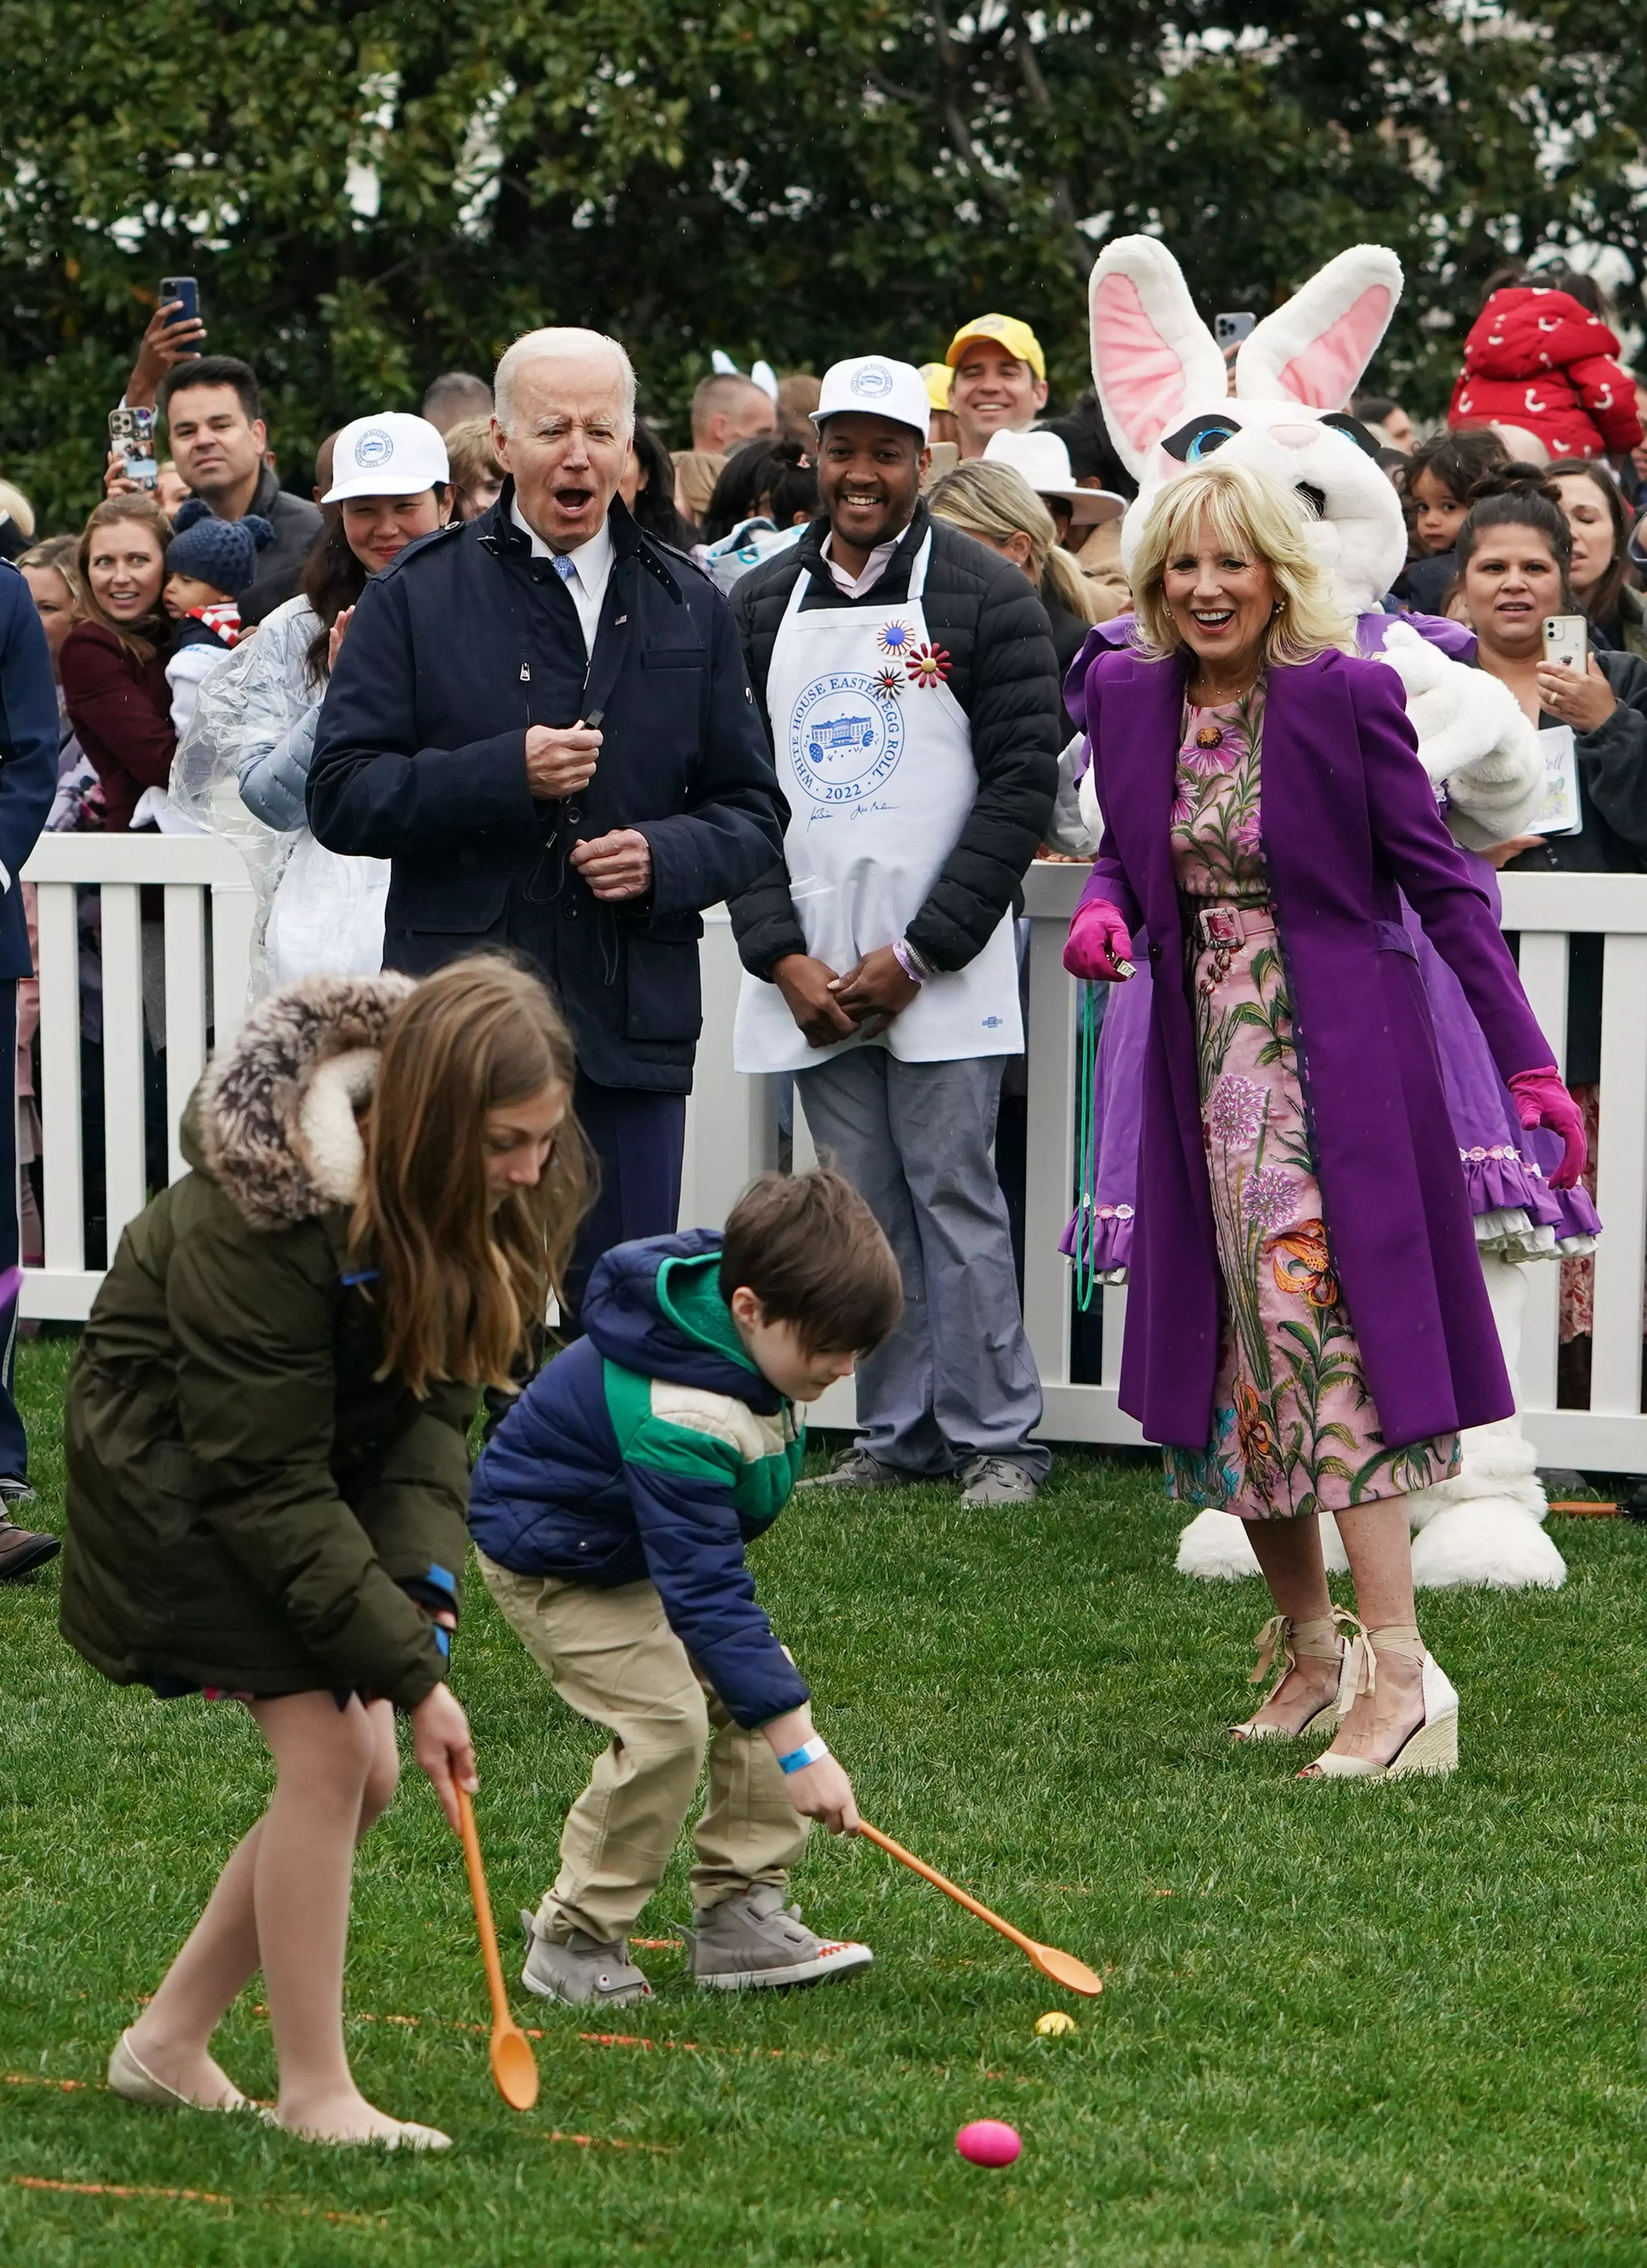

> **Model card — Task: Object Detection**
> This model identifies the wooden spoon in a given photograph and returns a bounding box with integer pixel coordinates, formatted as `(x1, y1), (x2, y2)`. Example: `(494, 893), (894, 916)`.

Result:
(456, 1787), (539, 2109)
(858, 1822), (1102, 1997)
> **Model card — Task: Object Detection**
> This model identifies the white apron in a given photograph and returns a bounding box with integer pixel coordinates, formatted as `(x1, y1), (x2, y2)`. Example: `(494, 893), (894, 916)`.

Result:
(733, 533), (1023, 1074)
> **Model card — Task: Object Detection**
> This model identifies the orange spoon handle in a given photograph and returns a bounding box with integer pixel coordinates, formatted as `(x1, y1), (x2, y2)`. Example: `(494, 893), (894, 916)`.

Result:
(857, 1821), (1038, 1957)
(456, 1786), (512, 2031)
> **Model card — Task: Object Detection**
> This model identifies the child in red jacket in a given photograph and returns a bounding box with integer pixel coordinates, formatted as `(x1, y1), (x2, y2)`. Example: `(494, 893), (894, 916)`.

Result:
(1450, 265), (1642, 461)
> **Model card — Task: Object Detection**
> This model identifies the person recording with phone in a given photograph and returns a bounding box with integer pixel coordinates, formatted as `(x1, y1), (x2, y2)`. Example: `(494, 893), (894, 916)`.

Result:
(108, 292), (322, 624)
(1456, 468), (1647, 1401)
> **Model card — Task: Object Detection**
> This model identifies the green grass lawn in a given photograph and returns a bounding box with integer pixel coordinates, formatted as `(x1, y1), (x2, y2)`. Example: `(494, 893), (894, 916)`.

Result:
(5, 1336), (1647, 2264)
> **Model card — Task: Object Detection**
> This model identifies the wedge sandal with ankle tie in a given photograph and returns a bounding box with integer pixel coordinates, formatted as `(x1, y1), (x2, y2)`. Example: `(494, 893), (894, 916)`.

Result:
(1228, 1612), (1346, 1742)
(1300, 1618), (1459, 1781)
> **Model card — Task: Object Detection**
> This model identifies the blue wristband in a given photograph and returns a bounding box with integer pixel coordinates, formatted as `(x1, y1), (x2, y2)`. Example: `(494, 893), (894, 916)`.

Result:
(778, 1736), (830, 1775)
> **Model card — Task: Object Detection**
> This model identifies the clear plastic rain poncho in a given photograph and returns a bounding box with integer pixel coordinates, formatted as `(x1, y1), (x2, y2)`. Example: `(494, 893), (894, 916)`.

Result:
(168, 596), (389, 998)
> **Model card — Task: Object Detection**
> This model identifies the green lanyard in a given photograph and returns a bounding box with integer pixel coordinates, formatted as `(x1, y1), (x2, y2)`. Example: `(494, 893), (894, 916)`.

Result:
(1069, 981), (1102, 1314)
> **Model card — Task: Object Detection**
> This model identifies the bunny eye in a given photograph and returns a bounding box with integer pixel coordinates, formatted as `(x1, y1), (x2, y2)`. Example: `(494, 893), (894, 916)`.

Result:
(1320, 412), (1382, 460)
(1162, 414), (1238, 464)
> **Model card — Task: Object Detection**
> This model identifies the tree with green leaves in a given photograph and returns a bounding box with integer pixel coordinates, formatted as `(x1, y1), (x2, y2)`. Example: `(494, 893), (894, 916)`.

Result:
(4, 1), (1641, 530)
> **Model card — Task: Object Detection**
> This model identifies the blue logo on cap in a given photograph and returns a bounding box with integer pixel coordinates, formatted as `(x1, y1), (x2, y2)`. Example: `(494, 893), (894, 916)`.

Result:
(354, 426), (394, 469)
(850, 364), (895, 400)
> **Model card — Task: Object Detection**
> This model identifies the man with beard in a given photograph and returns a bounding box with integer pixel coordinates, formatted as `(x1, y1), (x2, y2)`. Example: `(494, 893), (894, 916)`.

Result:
(728, 356), (1061, 1505)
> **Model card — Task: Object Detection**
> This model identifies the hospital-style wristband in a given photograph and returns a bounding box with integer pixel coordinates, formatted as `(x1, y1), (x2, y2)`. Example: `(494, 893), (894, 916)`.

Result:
(778, 1736), (831, 1775)
(892, 936), (934, 986)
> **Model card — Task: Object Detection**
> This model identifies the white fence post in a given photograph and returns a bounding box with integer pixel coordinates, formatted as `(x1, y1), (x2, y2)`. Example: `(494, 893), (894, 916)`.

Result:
(24, 843), (1646, 1473)
(21, 834), (255, 1321)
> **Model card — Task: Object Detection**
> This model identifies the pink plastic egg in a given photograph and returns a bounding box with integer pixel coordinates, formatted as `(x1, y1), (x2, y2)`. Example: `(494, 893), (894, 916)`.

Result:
(956, 2118), (1022, 2168)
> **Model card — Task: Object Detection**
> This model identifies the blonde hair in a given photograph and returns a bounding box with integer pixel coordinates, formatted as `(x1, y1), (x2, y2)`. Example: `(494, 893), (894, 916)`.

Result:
(18, 533), (82, 611)
(1129, 460), (1356, 667)
(443, 414), (503, 506)
(352, 958), (592, 1396)
(0, 479), (36, 539)
(927, 460), (1103, 624)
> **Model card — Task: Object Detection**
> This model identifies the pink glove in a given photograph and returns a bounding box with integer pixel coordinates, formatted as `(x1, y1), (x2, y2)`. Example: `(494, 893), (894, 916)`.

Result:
(1063, 900), (1136, 983)
(1508, 1066), (1587, 1190)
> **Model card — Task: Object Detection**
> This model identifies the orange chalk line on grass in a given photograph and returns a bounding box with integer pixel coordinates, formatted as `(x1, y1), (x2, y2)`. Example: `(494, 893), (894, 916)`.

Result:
(9, 2175), (384, 2227)
(543, 2130), (678, 2155)
(254, 2006), (794, 2061)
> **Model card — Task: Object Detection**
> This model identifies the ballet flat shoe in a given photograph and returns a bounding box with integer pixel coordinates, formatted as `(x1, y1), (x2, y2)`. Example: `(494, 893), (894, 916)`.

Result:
(107, 2030), (248, 2113)
(1305, 1654), (1460, 1781)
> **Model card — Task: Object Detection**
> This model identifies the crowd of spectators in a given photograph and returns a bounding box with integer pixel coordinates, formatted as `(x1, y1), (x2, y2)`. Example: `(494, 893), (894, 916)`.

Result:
(1, 254), (1646, 1548)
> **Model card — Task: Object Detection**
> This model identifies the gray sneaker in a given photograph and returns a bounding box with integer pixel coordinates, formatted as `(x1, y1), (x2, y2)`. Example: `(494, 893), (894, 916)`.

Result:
(959, 1456), (1041, 1507)
(686, 1883), (873, 1991)
(520, 1913), (653, 2008)
(796, 1450), (902, 1491)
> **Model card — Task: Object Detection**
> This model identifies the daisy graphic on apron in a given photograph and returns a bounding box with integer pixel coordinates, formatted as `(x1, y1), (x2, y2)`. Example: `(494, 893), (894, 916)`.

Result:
(734, 532), (1023, 1075)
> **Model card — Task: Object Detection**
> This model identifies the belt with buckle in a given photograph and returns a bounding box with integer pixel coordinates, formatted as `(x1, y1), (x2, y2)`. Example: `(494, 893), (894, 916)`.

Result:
(1194, 902), (1277, 949)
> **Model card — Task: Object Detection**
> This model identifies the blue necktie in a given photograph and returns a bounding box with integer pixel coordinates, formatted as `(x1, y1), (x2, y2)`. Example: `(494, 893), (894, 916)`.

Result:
(553, 554), (578, 586)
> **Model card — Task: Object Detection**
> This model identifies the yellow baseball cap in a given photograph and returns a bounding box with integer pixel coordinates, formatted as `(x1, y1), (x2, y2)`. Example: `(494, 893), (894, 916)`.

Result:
(945, 313), (1046, 383)
(917, 361), (954, 411)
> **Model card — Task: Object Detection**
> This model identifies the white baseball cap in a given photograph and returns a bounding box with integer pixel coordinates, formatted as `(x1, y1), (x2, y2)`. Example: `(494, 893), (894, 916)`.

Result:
(982, 430), (1125, 525)
(812, 356), (931, 443)
(323, 412), (451, 503)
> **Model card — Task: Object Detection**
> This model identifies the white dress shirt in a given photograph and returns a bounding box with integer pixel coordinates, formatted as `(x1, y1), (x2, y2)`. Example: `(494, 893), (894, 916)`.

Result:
(821, 530), (901, 600)
(512, 497), (615, 660)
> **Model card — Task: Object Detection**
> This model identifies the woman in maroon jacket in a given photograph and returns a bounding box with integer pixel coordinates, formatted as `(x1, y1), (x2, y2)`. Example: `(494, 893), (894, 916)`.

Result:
(59, 495), (175, 832)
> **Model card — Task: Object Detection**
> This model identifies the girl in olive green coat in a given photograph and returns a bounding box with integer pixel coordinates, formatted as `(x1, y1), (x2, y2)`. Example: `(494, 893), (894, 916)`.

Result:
(61, 958), (586, 2150)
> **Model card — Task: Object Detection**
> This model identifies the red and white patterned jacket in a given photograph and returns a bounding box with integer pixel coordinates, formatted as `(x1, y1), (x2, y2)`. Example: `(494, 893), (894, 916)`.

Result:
(1448, 286), (1642, 459)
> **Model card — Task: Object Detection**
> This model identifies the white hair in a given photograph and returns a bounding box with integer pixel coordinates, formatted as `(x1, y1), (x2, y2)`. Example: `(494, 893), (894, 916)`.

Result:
(493, 328), (637, 436)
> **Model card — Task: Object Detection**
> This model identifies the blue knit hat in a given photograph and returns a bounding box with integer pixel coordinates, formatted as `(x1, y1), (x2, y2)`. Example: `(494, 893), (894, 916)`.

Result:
(166, 498), (275, 599)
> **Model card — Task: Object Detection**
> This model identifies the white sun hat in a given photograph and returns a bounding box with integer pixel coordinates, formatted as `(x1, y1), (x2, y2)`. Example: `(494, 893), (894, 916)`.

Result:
(812, 356), (931, 443)
(323, 412), (451, 502)
(982, 429), (1125, 524)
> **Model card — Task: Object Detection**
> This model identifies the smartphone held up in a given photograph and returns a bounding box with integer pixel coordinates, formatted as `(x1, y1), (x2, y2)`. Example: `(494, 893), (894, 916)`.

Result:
(159, 276), (201, 331)
(108, 407), (158, 491)
(1542, 615), (1589, 675)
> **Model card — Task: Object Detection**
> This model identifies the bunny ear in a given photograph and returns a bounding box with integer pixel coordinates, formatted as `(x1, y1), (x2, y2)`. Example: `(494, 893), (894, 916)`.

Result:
(1236, 245), (1403, 409)
(1090, 236), (1229, 478)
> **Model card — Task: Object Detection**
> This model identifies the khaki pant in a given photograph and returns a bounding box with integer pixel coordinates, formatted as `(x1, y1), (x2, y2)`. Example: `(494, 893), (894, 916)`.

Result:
(478, 1554), (809, 1943)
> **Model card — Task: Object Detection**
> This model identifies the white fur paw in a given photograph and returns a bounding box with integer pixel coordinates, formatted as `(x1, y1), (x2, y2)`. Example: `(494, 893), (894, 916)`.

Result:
(1408, 1499), (1567, 1590)
(1175, 1509), (1260, 1580)
(1173, 1509), (1349, 1579)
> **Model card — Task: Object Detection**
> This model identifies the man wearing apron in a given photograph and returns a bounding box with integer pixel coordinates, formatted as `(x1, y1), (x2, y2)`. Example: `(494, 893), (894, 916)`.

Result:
(729, 357), (1061, 1505)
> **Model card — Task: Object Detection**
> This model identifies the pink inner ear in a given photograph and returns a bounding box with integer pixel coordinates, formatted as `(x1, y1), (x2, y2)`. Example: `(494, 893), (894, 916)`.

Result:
(1093, 272), (1190, 456)
(1278, 286), (1394, 409)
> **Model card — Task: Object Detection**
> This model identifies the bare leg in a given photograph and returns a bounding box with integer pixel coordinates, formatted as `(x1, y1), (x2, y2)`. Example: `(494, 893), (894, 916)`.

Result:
(1303, 1497), (1425, 1773)
(252, 1693), (409, 2140)
(124, 1820), (264, 2106)
(1237, 1517), (1340, 1732)
(125, 1699), (401, 2109)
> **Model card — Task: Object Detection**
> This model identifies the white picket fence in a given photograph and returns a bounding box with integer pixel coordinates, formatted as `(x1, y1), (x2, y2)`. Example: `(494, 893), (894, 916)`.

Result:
(22, 838), (1647, 1469)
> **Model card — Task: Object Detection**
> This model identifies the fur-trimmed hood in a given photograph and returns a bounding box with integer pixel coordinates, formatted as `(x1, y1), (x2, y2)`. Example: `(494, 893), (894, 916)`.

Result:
(196, 973), (415, 1229)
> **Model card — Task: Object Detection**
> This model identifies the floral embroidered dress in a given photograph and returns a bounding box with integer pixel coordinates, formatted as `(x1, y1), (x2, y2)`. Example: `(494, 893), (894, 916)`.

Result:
(1161, 683), (1461, 1520)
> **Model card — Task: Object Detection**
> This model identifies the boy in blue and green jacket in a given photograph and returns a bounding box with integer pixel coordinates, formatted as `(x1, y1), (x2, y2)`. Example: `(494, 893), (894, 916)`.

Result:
(469, 1168), (902, 2007)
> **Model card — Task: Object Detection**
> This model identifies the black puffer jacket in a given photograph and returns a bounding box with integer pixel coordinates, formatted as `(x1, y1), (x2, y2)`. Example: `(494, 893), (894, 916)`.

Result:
(729, 502), (1060, 976)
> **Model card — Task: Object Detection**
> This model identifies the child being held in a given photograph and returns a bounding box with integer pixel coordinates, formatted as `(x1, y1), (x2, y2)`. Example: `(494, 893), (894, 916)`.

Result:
(162, 498), (275, 733)
(468, 1168), (902, 2006)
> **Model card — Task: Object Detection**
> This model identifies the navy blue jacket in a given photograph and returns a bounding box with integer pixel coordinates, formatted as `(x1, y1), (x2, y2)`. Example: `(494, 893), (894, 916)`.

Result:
(0, 562), (61, 980)
(305, 487), (786, 1093)
(469, 1230), (811, 1728)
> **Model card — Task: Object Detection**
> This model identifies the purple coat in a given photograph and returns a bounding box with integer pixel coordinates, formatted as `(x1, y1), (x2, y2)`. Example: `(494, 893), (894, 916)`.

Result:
(1073, 643), (1556, 1452)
